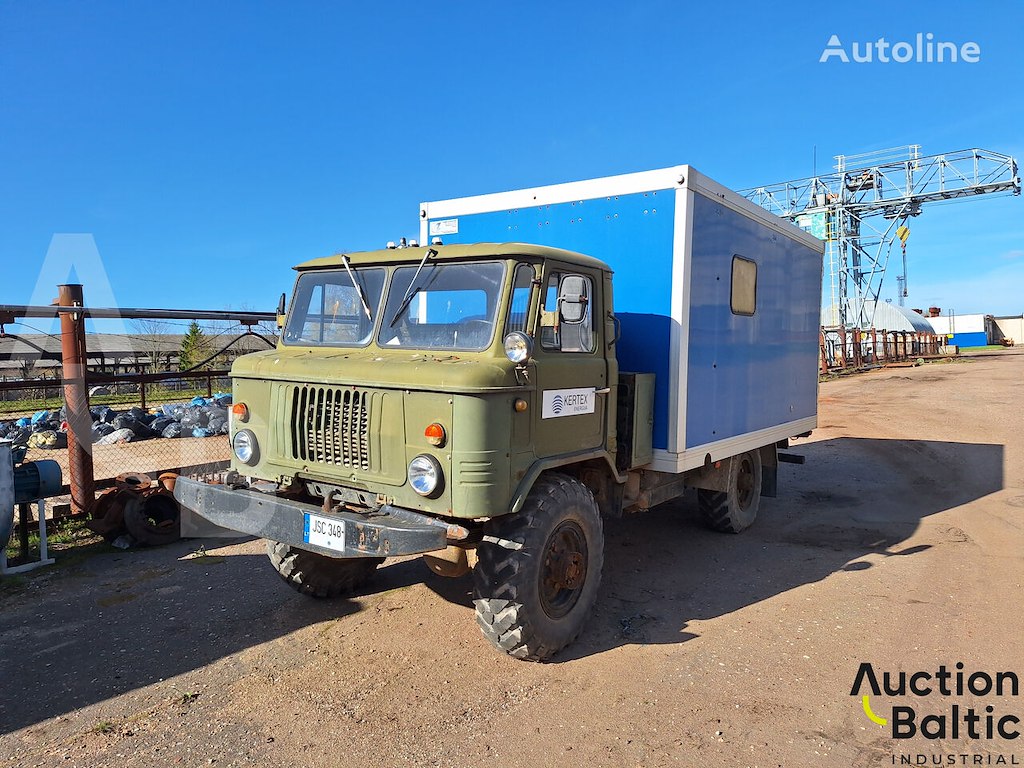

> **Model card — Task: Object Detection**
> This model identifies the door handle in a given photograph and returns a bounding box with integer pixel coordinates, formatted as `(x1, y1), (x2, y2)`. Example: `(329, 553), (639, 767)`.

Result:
(595, 387), (611, 395)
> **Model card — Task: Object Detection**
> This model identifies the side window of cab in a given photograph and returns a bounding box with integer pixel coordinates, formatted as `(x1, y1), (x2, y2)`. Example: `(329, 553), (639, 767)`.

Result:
(539, 271), (595, 353)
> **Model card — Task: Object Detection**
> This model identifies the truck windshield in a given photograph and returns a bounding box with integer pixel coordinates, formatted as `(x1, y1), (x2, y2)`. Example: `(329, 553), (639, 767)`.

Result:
(283, 268), (386, 346)
(378, 262), (505, 351)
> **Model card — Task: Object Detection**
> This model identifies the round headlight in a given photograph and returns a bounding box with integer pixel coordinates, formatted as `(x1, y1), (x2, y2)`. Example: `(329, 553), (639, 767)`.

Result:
(503, 331), (534, 363)
(408, 454), (443, 497)
(232, 429), (259, 466)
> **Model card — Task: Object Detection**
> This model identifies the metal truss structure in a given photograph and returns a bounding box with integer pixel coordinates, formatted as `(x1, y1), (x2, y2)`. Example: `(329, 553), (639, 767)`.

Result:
(740, 146), (1020, 327)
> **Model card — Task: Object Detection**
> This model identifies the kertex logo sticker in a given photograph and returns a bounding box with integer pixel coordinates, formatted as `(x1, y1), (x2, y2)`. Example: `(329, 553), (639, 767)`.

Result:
(542, 388), (596, 419)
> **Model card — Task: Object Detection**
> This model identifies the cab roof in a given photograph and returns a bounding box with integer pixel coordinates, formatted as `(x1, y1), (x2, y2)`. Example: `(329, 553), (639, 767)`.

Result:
(294, 242), (612, 273)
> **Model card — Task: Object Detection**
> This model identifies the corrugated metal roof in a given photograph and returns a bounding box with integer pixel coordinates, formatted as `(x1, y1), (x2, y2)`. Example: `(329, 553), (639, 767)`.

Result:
(822, 302), (936, 332)
(870, 302), (938, 333)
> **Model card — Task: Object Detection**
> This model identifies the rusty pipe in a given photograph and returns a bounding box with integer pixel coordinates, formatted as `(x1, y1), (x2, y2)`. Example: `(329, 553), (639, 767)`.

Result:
(58, 284), (95, 516)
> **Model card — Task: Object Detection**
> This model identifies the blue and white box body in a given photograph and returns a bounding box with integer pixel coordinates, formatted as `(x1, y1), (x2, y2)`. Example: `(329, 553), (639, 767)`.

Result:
(421, 166), (824, 473)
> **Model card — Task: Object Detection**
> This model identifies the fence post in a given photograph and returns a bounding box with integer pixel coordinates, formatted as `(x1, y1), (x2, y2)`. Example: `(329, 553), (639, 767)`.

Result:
(819, 330), (828, 374)
(58, 284), (95, 516)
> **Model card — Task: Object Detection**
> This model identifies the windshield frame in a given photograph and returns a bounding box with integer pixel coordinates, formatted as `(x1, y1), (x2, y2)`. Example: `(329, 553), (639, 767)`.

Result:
(281, 266), (388, 348)
(376, 260), (508, 353)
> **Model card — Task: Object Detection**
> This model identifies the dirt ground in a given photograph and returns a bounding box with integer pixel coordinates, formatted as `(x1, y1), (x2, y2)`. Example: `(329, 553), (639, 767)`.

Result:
(2, 350), (1022, 767)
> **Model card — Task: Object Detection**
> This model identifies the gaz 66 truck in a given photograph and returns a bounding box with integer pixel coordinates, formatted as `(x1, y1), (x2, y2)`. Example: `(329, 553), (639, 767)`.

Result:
(175, 166), (824, 661)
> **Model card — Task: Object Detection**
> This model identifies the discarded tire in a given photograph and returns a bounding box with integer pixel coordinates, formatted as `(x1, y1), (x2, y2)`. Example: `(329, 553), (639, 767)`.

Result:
(123, 492), (181, 546)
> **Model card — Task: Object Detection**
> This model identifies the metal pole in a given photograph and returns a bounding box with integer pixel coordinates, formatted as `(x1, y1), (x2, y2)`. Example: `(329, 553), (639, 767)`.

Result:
(18, 503), (29, 559)
(58, 284), (95, 516)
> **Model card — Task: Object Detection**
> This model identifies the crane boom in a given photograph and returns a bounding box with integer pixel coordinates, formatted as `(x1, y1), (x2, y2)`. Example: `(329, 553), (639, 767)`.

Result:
(740, 147), (1020, 327)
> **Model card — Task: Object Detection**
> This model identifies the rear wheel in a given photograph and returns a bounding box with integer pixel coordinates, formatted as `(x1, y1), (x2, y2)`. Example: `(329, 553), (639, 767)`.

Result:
(698, 450), (762, 533)
(267, 541), (383, 598)
(473, 473), (603, 661)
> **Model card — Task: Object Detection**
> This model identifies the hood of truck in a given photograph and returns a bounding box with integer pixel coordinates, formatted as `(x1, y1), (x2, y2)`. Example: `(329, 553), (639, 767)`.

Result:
(231, 347), (524, 392)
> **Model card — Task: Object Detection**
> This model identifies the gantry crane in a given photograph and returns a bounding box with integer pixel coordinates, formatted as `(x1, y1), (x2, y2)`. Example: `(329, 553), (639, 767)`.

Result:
(740, 146), (1020, 327)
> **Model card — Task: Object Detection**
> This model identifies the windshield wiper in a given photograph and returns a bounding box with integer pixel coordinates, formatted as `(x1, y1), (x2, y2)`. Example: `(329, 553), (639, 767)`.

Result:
(389, 248), (437, 327)
(340, 254), (372, 321)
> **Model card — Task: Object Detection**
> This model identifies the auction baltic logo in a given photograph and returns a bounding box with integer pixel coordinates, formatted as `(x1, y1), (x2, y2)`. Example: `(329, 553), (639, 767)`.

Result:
(820, 33), (981, 63)
(851, 661), (1021, 765)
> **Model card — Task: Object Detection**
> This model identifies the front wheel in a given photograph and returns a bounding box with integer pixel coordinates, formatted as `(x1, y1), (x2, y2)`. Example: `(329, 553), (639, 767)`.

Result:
(473, 473), (604, 661)
(267, 541), (383, 598)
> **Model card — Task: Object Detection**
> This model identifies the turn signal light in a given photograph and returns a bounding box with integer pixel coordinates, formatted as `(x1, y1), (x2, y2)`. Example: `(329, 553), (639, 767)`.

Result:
(424, 423), (446, 447)
(231, 403), (249, 422)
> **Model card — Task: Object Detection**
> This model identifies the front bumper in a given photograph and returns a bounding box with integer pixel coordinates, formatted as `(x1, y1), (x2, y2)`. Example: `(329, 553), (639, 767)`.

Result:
(173, 476), (453, 559)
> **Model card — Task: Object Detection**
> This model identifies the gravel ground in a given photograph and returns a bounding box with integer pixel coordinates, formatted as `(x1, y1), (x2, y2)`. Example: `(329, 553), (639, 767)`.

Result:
(1, 349), (1022, 767)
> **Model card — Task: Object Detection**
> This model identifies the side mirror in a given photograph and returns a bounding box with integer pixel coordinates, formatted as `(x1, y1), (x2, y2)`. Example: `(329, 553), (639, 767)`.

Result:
(276, 292), (287, 329)
(558, 275), (588, 324)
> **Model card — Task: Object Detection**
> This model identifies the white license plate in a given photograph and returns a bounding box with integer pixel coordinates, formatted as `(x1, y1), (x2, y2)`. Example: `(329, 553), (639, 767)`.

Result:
(303, 513), (346, 552)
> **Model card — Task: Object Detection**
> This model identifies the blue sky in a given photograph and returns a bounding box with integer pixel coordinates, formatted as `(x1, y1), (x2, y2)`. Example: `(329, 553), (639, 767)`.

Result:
(1, 1), (1021, 327)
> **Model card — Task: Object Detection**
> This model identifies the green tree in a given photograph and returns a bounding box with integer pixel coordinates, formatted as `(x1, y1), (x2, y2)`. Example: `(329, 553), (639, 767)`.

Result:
(179, 320), (208, 371)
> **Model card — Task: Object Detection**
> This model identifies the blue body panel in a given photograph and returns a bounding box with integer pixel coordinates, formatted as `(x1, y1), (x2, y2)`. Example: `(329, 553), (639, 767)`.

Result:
(435, 191), (678, 448)
(685, 193), (821, 448)
(428, 180), (821, 456)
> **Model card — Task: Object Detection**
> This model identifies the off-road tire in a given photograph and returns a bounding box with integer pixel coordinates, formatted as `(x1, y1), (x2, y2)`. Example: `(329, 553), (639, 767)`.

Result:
(698, 450), (763, 533)
(473, 473), (604, 661)
(267, 541), (383, 598)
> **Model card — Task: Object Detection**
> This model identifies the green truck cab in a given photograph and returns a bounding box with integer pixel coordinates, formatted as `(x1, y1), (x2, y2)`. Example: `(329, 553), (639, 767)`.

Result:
(176, 243), (630, 659)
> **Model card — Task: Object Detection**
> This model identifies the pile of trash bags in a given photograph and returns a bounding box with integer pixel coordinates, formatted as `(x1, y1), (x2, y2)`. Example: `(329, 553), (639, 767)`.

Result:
(0, 393), (233, 449)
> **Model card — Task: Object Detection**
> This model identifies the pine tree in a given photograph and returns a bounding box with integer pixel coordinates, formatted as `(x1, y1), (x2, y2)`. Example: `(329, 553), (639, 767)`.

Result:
(179, 320), (207, 371)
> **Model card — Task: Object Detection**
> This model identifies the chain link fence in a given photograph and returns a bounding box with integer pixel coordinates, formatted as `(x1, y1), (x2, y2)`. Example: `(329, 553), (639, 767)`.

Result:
(1, 369), (234, 497)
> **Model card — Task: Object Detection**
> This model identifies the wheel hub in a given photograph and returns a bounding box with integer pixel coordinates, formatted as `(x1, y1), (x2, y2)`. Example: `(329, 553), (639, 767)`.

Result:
(539, 521), (589, 619)
(736, 456), (755, 507)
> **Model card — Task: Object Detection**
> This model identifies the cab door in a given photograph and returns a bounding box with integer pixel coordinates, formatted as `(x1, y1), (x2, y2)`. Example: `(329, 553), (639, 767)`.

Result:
(531, 262), (608, 457)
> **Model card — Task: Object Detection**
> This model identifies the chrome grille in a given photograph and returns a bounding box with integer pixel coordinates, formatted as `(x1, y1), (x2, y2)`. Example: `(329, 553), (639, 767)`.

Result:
(290, 386), (370, 470)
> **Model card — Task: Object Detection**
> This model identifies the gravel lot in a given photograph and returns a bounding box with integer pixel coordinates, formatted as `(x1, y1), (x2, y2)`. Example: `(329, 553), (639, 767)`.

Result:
(2, 349), (1022, 767)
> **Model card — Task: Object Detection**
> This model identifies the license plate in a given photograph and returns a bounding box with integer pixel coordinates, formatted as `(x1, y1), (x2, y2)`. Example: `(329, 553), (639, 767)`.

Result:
(303, 513), (346, 552)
